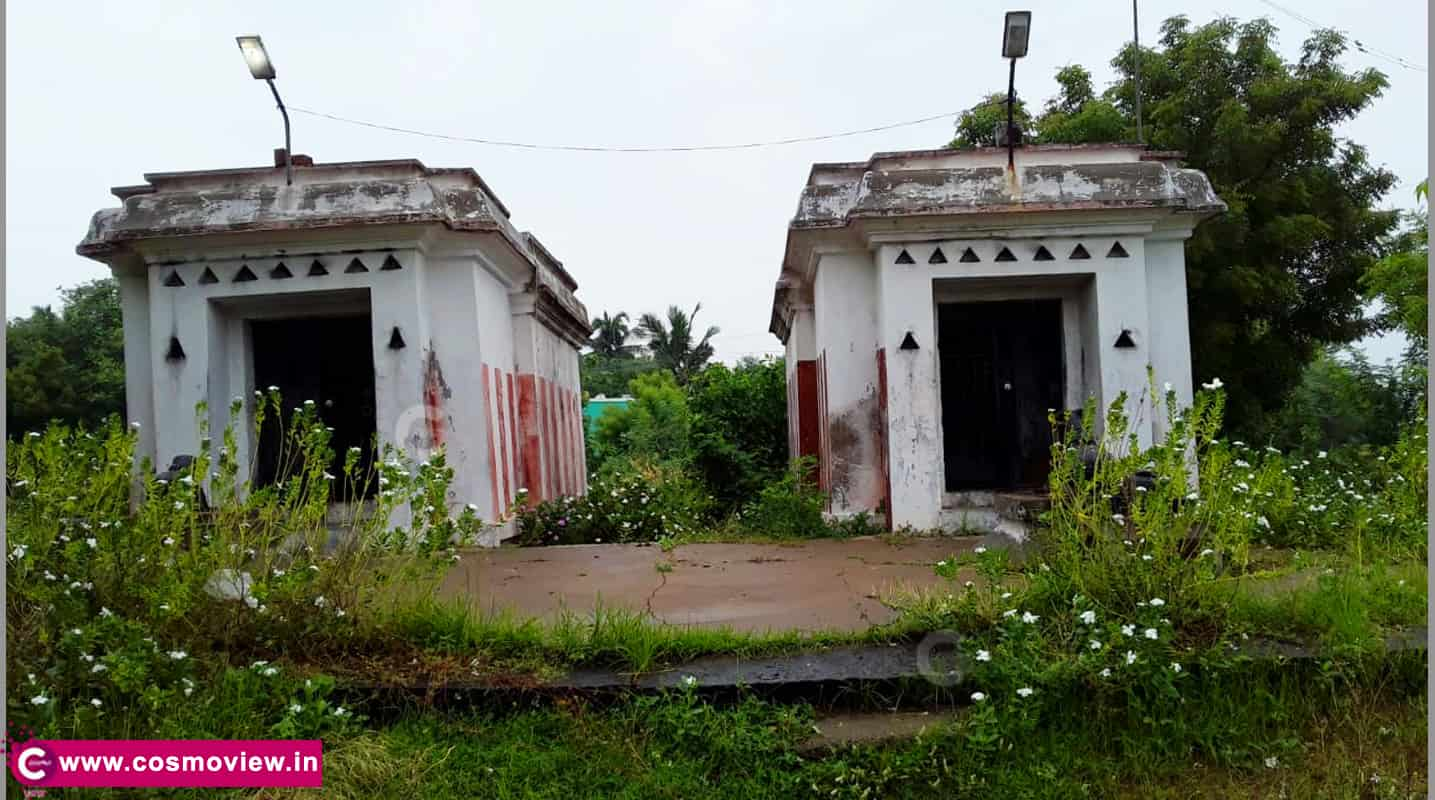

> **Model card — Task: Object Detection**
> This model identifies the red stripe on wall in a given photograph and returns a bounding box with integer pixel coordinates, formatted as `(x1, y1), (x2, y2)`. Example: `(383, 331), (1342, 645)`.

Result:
(495, 368), (512, 513)
(517, 374), (542, 506)
(541, 378), (556, 499)
(506, 373), (519, 497)
(795, 360), (820, 465)
(481, 365), (500, 518)
(573, 392), (586, 492)
(876, 348), (892, 532)
(564, 388), (577, 494)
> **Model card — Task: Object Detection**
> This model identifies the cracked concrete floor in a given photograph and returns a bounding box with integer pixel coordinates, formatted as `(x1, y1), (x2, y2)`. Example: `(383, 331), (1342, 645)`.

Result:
(439, 535), (1003, 634)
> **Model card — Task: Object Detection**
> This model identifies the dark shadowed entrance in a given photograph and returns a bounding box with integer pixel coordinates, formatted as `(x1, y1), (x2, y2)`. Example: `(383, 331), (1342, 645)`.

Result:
(938, 299), (1064, 490)
(251, 314), (377, 500)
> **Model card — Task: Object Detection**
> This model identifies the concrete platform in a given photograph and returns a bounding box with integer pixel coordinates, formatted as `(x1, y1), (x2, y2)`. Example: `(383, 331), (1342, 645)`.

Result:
(439, 535), (1007, 634)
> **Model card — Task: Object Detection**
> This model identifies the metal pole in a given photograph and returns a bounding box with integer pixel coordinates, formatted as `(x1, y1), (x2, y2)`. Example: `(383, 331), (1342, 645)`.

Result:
(265, 78), (293, 185)
(1006, 57), (1017, 169)
(1133, 0), (1143, 144)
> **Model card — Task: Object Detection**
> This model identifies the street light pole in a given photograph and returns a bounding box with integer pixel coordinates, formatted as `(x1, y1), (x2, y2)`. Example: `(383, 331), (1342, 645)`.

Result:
(235, 36), (292, 186)
(1006, 57), (1018, 170)
(264, 78), (293, 186)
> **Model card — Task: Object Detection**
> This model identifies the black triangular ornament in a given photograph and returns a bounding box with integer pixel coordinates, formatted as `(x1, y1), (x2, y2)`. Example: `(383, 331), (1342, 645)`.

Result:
(995, 246), (1017, 262)
(270, 262), (293, 279)
(307, 260), (329, 276)
(928, 248), (948, 264)
(1107, 241), (1129, 258)
(345, 258), (368, 274)
(198, 267), (219, 284)
(1034, 245), (1054, 261)
(380, 254), (403, 271)
(1069, 243), (1091, 260)
(233, 265), (257, 282)
(959, 247), (981, 263)
(163, 270), (185, 287)
(165, 336), (186, 361)
(899, 332), (920, 351)
(1114, 329), (1136, 348)
(894, 249), (915, 265)
(388, 327), (406, 349)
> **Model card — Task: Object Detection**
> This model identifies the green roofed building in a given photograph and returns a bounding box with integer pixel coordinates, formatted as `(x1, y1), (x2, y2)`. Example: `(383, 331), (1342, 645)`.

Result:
(584, 395), (633, 433)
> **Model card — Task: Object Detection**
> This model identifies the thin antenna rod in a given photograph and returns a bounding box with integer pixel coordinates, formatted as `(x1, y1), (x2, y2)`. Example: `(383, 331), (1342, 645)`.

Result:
(1133, 0), (1143, 144)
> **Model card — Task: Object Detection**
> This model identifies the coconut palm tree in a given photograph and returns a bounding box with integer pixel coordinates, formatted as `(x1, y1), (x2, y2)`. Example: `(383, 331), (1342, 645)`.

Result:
(589, 311), (636, 358)
(636, 304), (719, 384)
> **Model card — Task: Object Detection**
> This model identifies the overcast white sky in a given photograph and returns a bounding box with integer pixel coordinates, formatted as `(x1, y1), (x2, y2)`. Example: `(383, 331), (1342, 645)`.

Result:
(6, 0), (1427, 363)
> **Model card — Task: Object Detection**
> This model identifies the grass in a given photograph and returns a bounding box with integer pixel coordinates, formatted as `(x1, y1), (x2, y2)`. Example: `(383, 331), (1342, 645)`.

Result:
(231, 653), (1427, 799)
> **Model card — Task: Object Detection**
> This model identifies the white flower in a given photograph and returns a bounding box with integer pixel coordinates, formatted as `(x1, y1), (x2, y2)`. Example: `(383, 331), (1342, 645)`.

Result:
(308, 564), (319, 572)
(936, 560), (947, 568)
(263, 667), (278, 677)
(86, 538), (98, 549)
(1141, 554), (1153, 562)
(314, 596), (328, 608)
(289, 704), (303, 714)
(1163, 382), (1173, 393)
(1201, 378), (1224, 390)
(1149, 598), (1165, 607)
(1099, 668), (1112, 678)
(1089, 640), (1102, 651)
(1079, 610), (1096, 625)
(974, 546), (987, 554)
(681, 675), (698, 687)
(1016, 687), (1034, 697)
(1125, 651), (1138, 665)
(1317, 451), (1327, 459)
(162, 537), (175, 546)
(335, 608), (346, 618)
(1002, 609), (1017, 619)
(173, 502), (185, 511)
(970, 692), (986, 702)
(272, 569), (286, 578)
(71, 628), (83, 636)
(333, 707), (349, 717)
(31, 694), (49, 706)
(168, 650), (187, 660)
(323, 472), (336, 481)
(1121, 624), (1135, 636)
(1021, 611), (1039, 624)
(1264, 756), (1279, 769)
(92, 664), (107, 673)
(1144, 628), (1158, 640)
(10, 544), (26, 560)
(90, 698), (103, 708)
(44, 571), (57, 581)
(1200, 548), (1214, 558)
(1000, 592), (1013, 600)
(975, 650), (991, 662)
(1171, 663), (1182, 673)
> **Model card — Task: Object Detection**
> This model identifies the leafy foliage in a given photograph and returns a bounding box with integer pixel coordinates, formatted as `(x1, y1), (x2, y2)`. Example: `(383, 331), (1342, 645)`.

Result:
(513, 458), (711, 546)
(687, 357), (789, 514)
(1251, 347), (1425, 456)
(947, 18), (1400, 435)
(588, 310), (638, 359)
(589, 370), (693, 469)
(7, 278), (126, 434)
(636, 304), (720, 385)
(1363, 180), (1428, 354)
(949, 92), (1033, 148)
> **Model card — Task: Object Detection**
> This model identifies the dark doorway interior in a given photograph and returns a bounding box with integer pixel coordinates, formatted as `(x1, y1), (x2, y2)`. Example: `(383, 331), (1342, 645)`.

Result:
(251, 314), (377, 500)
(938, 299), (1064, 490)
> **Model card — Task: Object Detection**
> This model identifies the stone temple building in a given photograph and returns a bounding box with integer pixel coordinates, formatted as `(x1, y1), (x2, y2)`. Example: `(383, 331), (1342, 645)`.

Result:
(769, 144), (1226, 534)
(78, 153), (590, 537)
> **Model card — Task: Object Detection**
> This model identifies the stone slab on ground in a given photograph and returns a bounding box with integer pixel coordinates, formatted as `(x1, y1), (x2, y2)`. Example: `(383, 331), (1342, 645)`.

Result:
(440, 535), (1005, 634)
(800, 710), (964, 751)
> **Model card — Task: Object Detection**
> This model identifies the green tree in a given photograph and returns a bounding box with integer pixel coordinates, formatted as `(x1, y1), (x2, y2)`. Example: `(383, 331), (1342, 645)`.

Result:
(687, 357), (789, 513)
(580, 352), (661, 400)
(1254, 347), (1423, 456)
(1363, 179), (1428, 355)
(636, 304), (719, 385)
(948, 17), (1399, 434)
(7, 278), (126, 434)
(949, 92), (1032, 148)
(590, 371), (692, 468)
(588, 311), (637, 359)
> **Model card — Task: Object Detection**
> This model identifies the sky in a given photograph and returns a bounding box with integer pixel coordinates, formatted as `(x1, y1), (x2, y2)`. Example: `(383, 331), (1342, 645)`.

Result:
(6, 0), (1427, 364)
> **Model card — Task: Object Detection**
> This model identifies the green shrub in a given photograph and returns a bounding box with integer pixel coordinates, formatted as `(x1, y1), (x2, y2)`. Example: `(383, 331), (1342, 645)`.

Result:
(6, 392), (482, 738)
(733, 458), (827, 539)
(589, 371), (692, 470)
(687, 358), (788, 514)
(513, 458), (712, 546)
